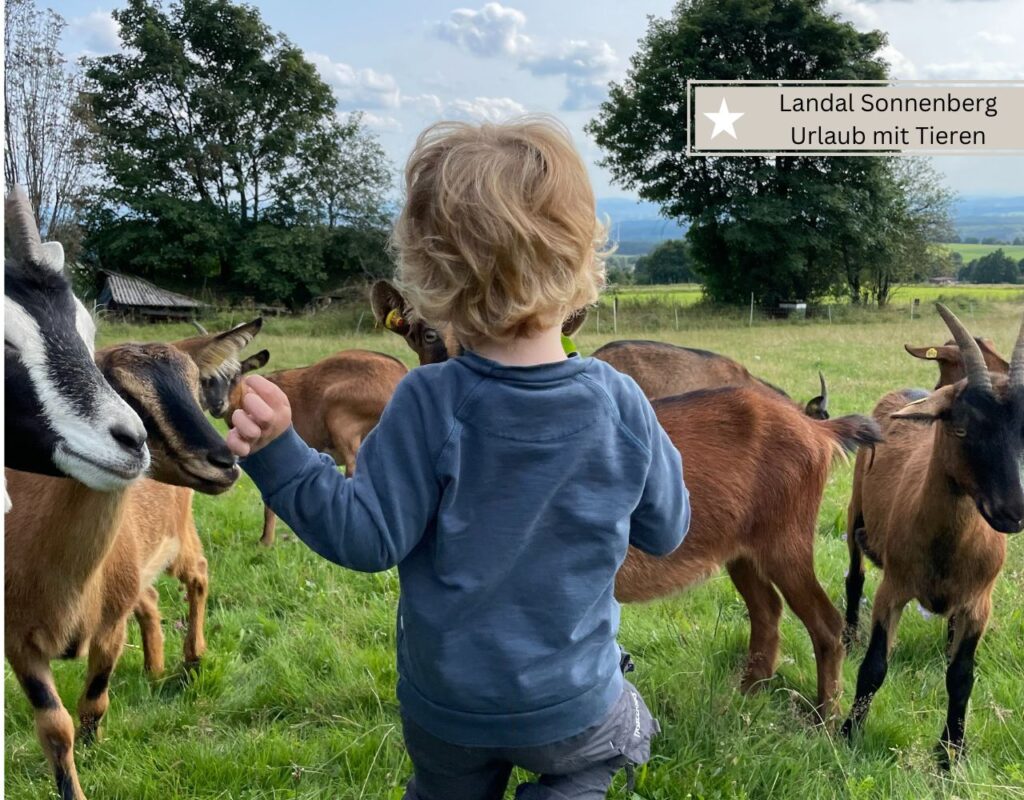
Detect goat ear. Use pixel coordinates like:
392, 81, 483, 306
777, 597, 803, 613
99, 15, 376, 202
189, 318, 263, 378
561, 308, 588, 337
240, 349, 270, 373
891, 385, 956, 422
370, 280, 411, 335
976, 338, 1010, 372
904, 343, 959, 363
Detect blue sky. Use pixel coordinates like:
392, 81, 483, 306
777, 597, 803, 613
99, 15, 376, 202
59, 0, 1024, 199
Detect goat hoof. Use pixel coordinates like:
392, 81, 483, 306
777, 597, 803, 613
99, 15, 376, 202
78, 720, 98, 746
839, 718, 855, 741
935, 738, 964, 770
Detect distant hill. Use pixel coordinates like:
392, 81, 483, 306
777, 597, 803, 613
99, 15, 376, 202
950, 196, 1024, 242
597, 198, 686, 255
598, 195, 1024, 255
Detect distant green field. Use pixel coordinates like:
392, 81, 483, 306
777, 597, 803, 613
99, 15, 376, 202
939, 243, 1024, 262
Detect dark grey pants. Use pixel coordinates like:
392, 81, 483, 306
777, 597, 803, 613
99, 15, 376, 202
401, 682, 659, 800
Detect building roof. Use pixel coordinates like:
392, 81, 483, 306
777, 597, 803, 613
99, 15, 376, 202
101, 271, 203, 309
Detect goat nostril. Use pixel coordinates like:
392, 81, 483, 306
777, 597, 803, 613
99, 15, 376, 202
207, 449, 237, 469
110, 425, 146, 453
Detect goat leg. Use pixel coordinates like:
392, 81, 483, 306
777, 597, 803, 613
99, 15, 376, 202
260, 504, 278, 547
726, 557, 782, 693
842, 581, 906, 739
10, 649, 86, 800
134, 585, 165, 676
843, 520, 867, 649
77, 618, 128, 744
937, 604, 988, 769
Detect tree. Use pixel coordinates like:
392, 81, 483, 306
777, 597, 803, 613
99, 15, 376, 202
278, 114, 392, 229
960, 249, 1019, 284
634, 240, 695, 284
4, 0, 91, 251
587, 0, 928, 305
855, 158, 955, 305
81, 0, 392, 306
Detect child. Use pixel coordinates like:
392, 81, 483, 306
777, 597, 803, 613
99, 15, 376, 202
227, 116, 690, 800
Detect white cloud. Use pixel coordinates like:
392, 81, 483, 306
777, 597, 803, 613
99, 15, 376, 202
974, 31, 1015, 46
359, 112, 402, 132
524, 39, 617, 78
433, 3, 530, 57
879, 44, 918, 79
307, 53, 401, 110
824, 0, 880, 30
68, 10, 121, 55
920, 60, 1024, 79
445, 96, 527, 122
403, 94, 444, 115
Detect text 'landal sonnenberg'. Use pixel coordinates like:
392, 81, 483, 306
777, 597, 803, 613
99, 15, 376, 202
690, 84, 1024, 154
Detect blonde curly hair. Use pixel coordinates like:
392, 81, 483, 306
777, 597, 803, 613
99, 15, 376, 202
391, 116, 607, 344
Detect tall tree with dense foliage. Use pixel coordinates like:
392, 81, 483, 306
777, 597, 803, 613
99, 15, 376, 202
959, 249, 1020, 284
4, 0, 90, 252
633, 240, 695, 284
83, 0, 392, 306
587, 0, 936, 305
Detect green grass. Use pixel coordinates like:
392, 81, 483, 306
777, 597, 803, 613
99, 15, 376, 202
6, 302, 1024, 799
938, 243, 1024, 262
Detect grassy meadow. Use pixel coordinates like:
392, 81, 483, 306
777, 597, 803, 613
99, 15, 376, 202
5, 296, 1024, 799
938, 243, 1024, 263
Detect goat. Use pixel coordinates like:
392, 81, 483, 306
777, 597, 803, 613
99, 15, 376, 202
223, 349, 408, 545
5, 338, 242, 800
841, 304, 1024, 767
172, 318, 267, 416
619, 387, 880, 719
591, 339, 830, 419
372, 280, 829, 419
905, 336, 1008, 389
4, 186, 148, 491
372, 279, 880, 718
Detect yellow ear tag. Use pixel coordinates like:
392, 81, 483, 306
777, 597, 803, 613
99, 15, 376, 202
385, 309, 405, 331
925, 347, 938, 359
561, 334, 578, 356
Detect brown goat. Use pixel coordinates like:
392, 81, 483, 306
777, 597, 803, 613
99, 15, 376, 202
905, 336, 1008, 388
620, 387, 880, 718
591, 339, 830, 419
842, 305, 1024, 767
373, 279, 880, 717
5, 340, 241, 800
224, 349, 408, 545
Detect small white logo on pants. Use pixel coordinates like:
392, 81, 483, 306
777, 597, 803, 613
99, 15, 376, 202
630, 690, 641, 737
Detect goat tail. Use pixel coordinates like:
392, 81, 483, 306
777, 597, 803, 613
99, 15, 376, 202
820, 414, 884, 464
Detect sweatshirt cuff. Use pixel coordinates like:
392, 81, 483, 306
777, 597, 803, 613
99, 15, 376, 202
240, 426, 315, 498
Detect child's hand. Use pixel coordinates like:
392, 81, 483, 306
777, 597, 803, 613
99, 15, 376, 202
226, 375, 292, 458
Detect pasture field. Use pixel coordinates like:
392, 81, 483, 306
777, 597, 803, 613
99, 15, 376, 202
938, 243, 1024, 263
5, 300, 1024, 799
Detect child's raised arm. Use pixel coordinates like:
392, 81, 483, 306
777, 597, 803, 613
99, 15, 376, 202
234, 375, 443, 572
628, 401, 689, 556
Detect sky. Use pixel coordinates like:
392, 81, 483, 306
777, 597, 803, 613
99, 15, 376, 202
58, 0, 1024, 200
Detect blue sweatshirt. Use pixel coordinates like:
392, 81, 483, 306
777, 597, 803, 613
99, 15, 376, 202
242, 350, 689, 748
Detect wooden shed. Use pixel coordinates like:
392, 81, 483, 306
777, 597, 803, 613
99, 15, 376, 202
96, 271, 204, 320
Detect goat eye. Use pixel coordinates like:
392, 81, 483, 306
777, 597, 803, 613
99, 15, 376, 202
952, 426, 967, 438
423, 330, 439, 343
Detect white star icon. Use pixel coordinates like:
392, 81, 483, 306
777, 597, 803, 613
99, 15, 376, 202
704, 98, 744, 140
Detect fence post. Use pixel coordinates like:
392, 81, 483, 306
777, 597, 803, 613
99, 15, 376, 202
749, 292, 754, 326
355, 310, 365, 335
612, 296, 618, 335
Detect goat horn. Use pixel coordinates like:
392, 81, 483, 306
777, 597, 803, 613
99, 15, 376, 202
191, 320, 208, 335
818, 371, 829, 412
935, 303, 992, 393
1010, 314, 1024, 389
